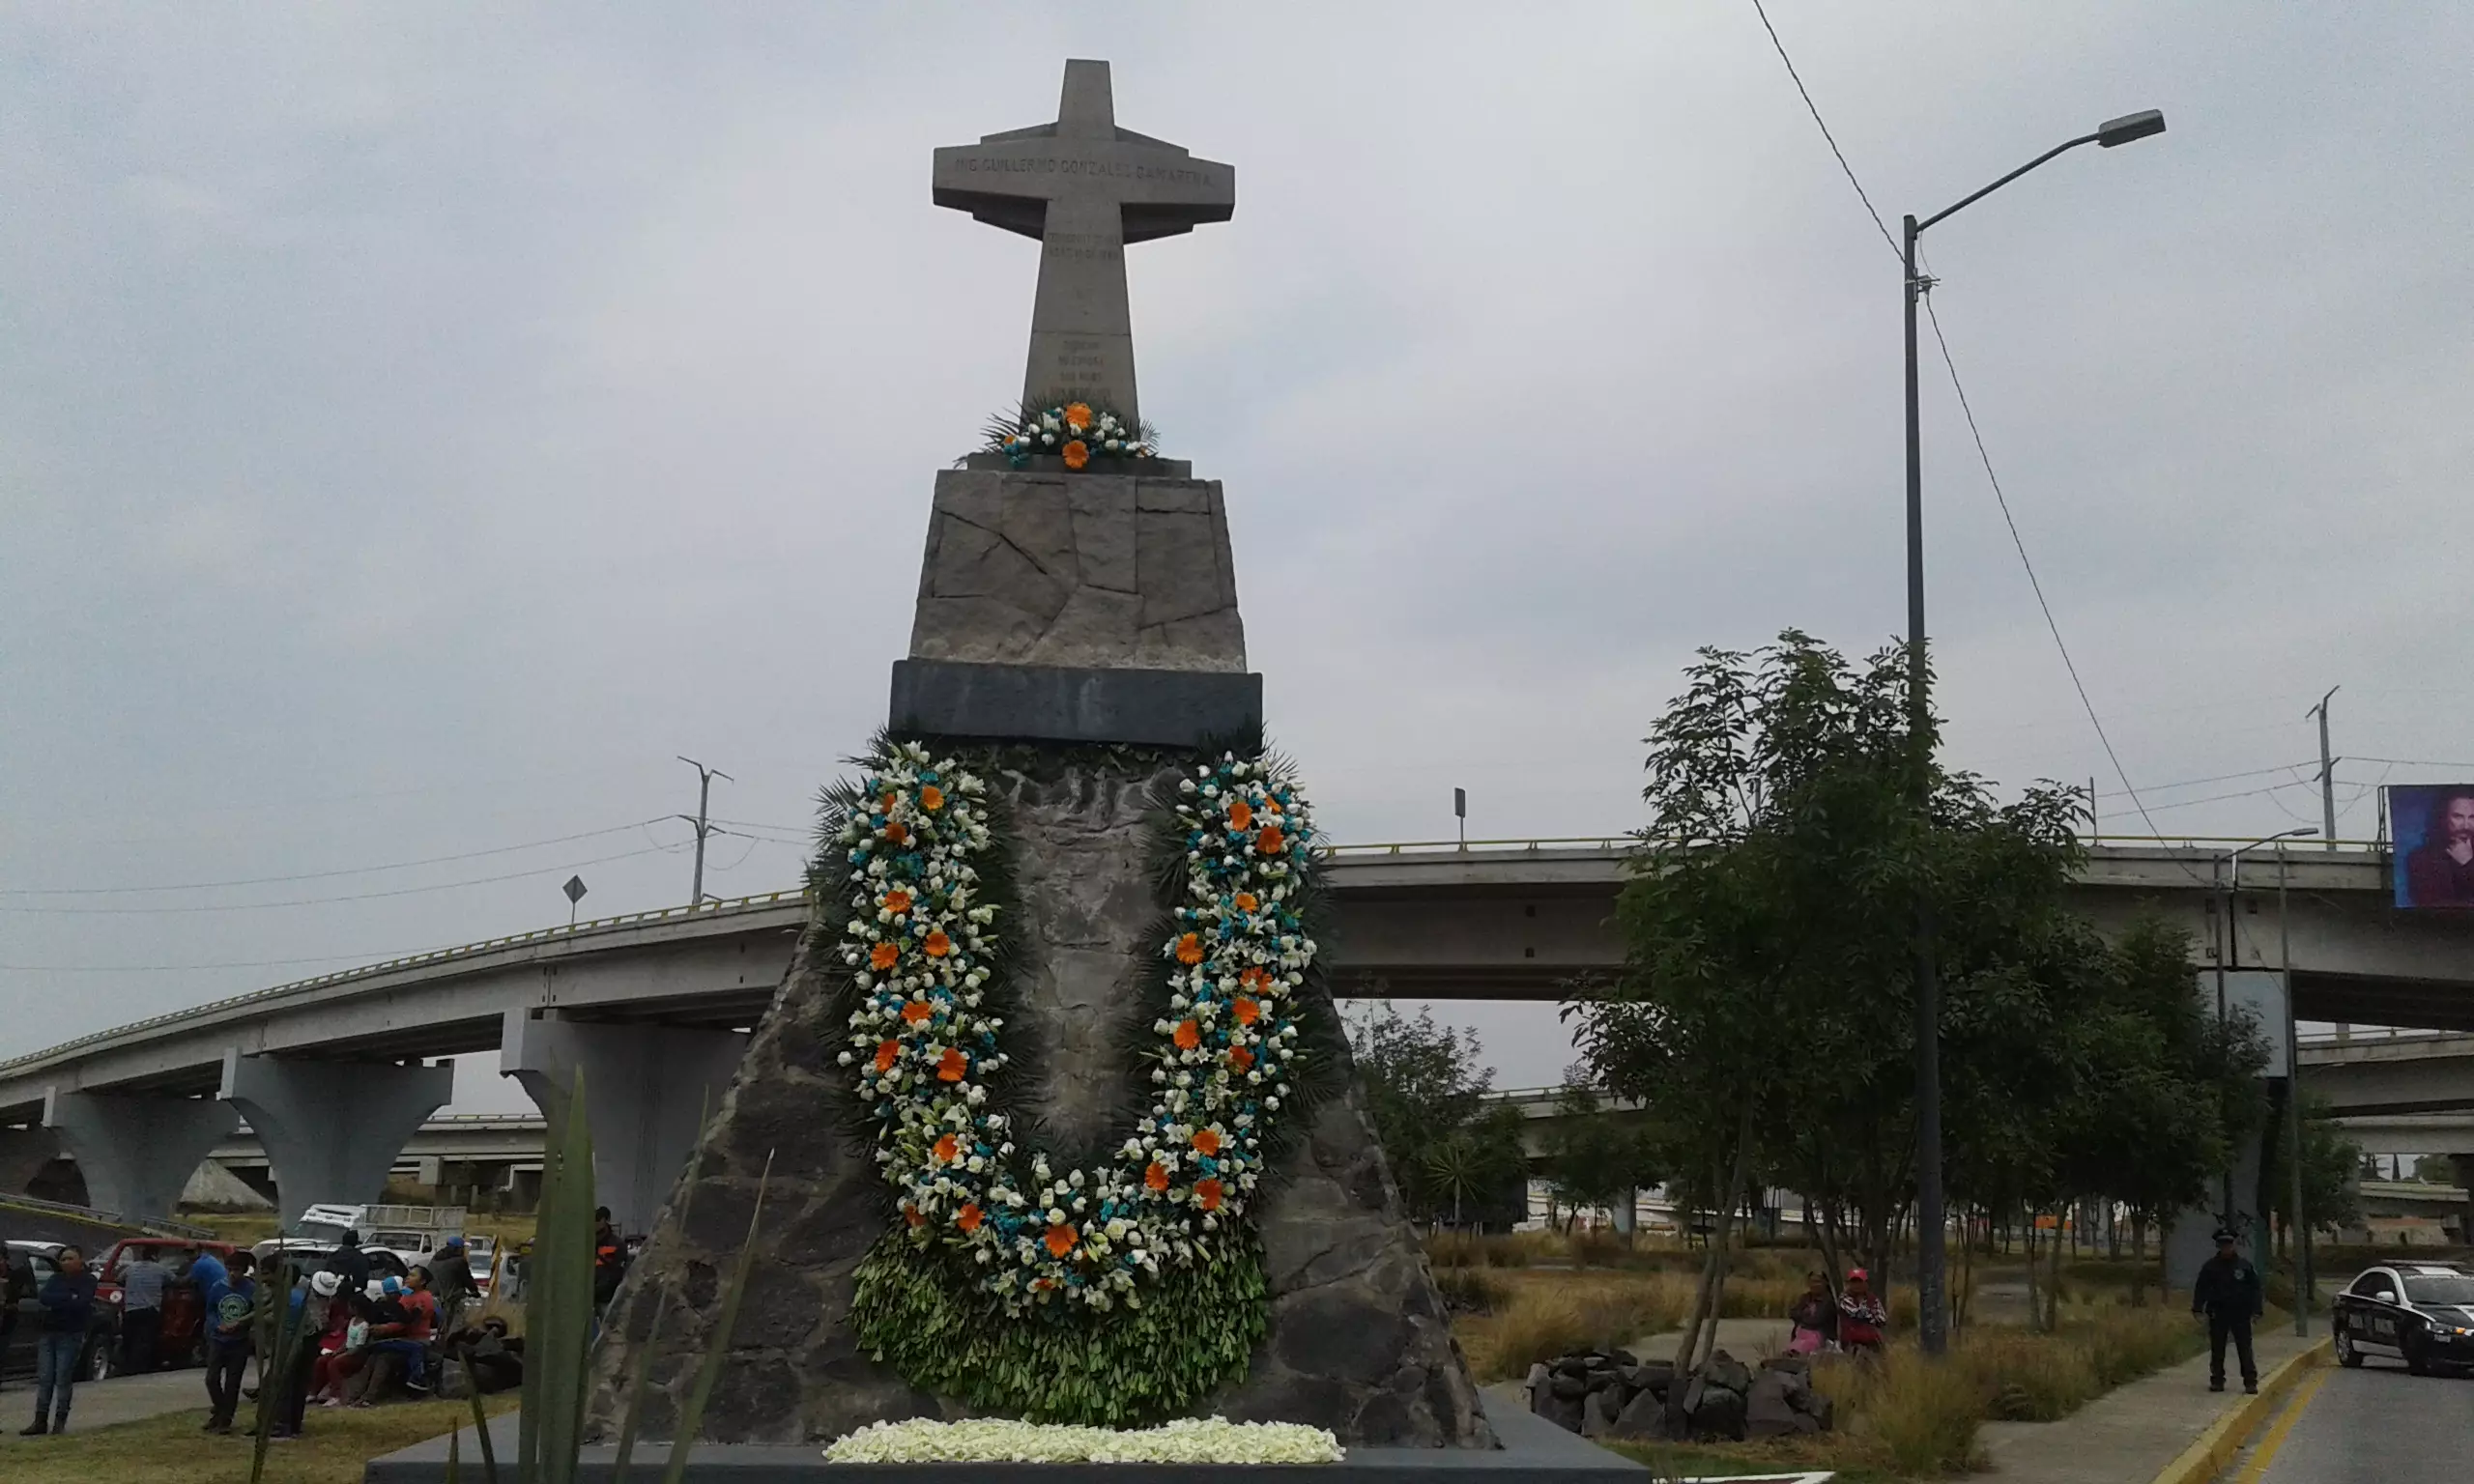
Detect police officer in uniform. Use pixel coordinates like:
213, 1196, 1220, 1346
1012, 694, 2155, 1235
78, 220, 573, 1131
2191, 1226, 2264, 1393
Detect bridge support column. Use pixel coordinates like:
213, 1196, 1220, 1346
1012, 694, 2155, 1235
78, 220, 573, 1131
2165, 1126, 2267, 1292
219, 1052, 453, 1229
1610, 1187, 1636, 1237
500, 1010, 747, 1238
42, 1089, 239, 1221
0, 1125, 59, 1196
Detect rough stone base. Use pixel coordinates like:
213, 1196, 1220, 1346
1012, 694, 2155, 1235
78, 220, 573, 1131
585, 748, 1492, 1449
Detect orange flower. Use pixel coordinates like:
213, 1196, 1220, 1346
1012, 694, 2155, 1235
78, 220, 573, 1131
884, 821, 909, 846
1064, 402, 1093, 431
1193, 1127, 1222, 1156
1044, 1222, 1079, 1258
871, 942, 901, 971
1172, 1019, 1200, 1051
1228, 799, 1253, 830
933, 1133, 959, 1163
1239, 966, 1266, 989
1233, 892, 1258, 913
1060, 439, 1090, 471
903, 1204, 925, 1228
879, 792, 898, 814
902, 1000, 934, 1025
1144, 1160, 1170, 1192
882, 888, 911, 916
924, 930, 952, 957
957, 1202, 983, 1233
874, 1039, 900, 1072
1233, 996, 1262, 1027
1263, 798, 1283, 815
937, 1047, 967, 1082
1229, 1045, 1254, 1071
919, 785, 944, 813
1174, 932, 1203, 965
1255, 825, 1285, 855
1195, 1178, 1224, 1212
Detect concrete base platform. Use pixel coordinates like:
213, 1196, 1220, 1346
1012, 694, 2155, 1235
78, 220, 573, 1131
365, 1399, 1644, 1484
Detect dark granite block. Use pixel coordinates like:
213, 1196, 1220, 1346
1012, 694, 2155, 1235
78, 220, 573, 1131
888, 659, 1261, 747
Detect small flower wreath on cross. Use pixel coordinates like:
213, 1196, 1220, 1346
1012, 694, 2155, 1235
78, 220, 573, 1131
835, 741, 1317, 1315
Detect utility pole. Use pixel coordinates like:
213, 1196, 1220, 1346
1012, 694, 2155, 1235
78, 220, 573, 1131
2307, 687, 2339, 848
676, 756, 734, 907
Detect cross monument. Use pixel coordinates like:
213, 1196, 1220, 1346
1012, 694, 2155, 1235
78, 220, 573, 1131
933, 59, 1234, 430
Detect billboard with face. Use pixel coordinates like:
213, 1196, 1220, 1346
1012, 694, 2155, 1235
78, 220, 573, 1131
2390, 785, 2474, 909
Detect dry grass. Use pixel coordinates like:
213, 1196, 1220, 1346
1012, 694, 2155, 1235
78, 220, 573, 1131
1453, 1271, 1694, 1381
2, 1398, 512, 1484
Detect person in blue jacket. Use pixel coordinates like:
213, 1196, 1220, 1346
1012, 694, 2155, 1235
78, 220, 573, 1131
21, 1245, 98, 1436
200, 1249, 257, 1434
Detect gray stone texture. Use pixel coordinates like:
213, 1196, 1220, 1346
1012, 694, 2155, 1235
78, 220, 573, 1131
586, 750, 1490, 1448
907, 469, 1245, 674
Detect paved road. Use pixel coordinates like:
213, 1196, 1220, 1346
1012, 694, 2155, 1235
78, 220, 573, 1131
0, 1367, 205, 1441
2231, 1356, 2474, 1482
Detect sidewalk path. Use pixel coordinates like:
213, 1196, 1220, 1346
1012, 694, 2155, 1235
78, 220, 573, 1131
1977, 1324, 2317, 1484
0, 1369, 207, 1443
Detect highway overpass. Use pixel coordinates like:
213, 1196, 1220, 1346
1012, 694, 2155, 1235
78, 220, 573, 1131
1, 838, 2465, 1232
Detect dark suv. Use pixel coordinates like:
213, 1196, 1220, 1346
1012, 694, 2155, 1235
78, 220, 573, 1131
2333, 1262, 2474, 1375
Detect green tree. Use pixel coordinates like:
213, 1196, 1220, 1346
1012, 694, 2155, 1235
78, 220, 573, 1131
1572, 632, 2105, 1364
2266, 1094, 2364, 1249
1349, 1004, 1525, 1228
1539, 1079, 1666, 1235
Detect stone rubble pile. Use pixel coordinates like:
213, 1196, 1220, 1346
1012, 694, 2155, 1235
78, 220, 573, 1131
1524, 1349, 1834, 1443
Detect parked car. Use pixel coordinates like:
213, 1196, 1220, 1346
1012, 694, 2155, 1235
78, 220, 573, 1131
89, 1237, 247, 1375
2, 1240, 115, 1384
247, 1237, 411, 1286
2333, 1261, 2474, 1375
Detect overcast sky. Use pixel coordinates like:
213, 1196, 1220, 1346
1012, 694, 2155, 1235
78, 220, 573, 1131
5, 3, 2469, 1112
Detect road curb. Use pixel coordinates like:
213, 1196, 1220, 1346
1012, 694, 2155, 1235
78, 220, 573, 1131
2147, 1336, 2330, 1484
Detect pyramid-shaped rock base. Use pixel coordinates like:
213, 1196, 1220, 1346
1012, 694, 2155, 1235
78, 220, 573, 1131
585, 750, 1494, 1449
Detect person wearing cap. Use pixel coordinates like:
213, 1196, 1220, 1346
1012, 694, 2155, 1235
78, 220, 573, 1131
1837, 1268, 1887, 1355
2191, 1227, 2264, 1392
268, 1267, 346, 1440
422, 1236, 477, 1321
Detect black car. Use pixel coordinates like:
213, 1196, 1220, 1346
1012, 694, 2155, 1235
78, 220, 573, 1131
2, 1241, 114, 1384
2333, 1262, 2474, 1375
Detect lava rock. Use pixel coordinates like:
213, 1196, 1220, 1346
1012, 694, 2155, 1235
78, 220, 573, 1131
1580, 1386, 1625, 1439
1689, 1383, 1747, 1441
1704, 1350, 1754, 1395
1550, 1373, 1589, 1400
1622, 1360, 1675, 1396
1744, 1369, 1802, 1439
1610, 1386, 1672, 1441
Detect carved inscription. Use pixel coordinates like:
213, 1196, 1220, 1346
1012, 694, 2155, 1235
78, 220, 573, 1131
956, 156, 1209, 187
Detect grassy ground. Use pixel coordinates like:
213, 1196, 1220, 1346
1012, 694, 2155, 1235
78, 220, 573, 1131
4, 1399, 511, 1484
1433, 1236, 2233, 1478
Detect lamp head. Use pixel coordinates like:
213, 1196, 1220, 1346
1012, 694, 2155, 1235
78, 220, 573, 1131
2097, 109, 2167, 148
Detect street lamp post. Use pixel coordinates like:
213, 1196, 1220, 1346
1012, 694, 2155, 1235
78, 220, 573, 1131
1902, 107, 2166, 1356
2216, 820, 2305, 1251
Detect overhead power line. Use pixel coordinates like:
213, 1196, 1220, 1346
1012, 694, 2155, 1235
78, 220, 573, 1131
1748, 0, 1900, 261
0, 818, 675, 897
0, 845, 676, 915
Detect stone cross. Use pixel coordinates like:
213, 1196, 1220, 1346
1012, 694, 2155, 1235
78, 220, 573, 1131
933, 59, 1234, 430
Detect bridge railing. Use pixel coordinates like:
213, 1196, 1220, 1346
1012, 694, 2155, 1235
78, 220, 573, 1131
0, 886, 814, 1077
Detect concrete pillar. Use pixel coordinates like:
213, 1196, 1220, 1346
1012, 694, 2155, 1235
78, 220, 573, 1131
0, 1126, 60, 1197
219, 1051, 453, 1229
1609, 1187, 1637, 1236
42, 1089, 240, 1222
501, 1010, 748, 1237
2166, 1126, 2267, 1292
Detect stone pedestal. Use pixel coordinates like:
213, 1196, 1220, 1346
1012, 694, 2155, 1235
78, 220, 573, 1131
894, 469, 1260, 746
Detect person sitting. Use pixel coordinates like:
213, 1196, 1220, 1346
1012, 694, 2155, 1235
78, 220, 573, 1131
314, 1294, 378, 1408
1787, 1270, 1839, 1356
1837, 1267, 1887, 1356
344, 1279, 415, 1407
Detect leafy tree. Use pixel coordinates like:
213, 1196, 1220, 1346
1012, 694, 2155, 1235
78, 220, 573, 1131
1539, 1078, 1666, 1234
2265, 1093, 2364, 1249
1348, 1004, 1525, 1228
1572, 632, 2111, 1362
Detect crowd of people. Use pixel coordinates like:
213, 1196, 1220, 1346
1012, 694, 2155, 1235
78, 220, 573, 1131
11, 1227, 524, 1443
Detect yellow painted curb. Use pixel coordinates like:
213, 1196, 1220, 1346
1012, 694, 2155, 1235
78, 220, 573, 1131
2147, 1337, 2330, 1484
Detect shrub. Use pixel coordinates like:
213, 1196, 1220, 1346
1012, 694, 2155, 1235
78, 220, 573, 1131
1463, 1276, 1690, 1381
1854, 1350, 1985, 1477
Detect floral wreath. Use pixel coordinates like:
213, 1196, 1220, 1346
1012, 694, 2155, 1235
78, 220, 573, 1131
983, 401, 1157, 471
832, 741, 1317, 1315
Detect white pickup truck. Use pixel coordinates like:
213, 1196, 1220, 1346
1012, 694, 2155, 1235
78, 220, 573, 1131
255, 1203, 481, 1290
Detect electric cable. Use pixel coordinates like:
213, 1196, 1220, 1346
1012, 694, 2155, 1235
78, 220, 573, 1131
0, 818, 676, 897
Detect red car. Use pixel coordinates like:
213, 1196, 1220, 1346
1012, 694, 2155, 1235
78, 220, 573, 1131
90, 1238, 247, 1376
